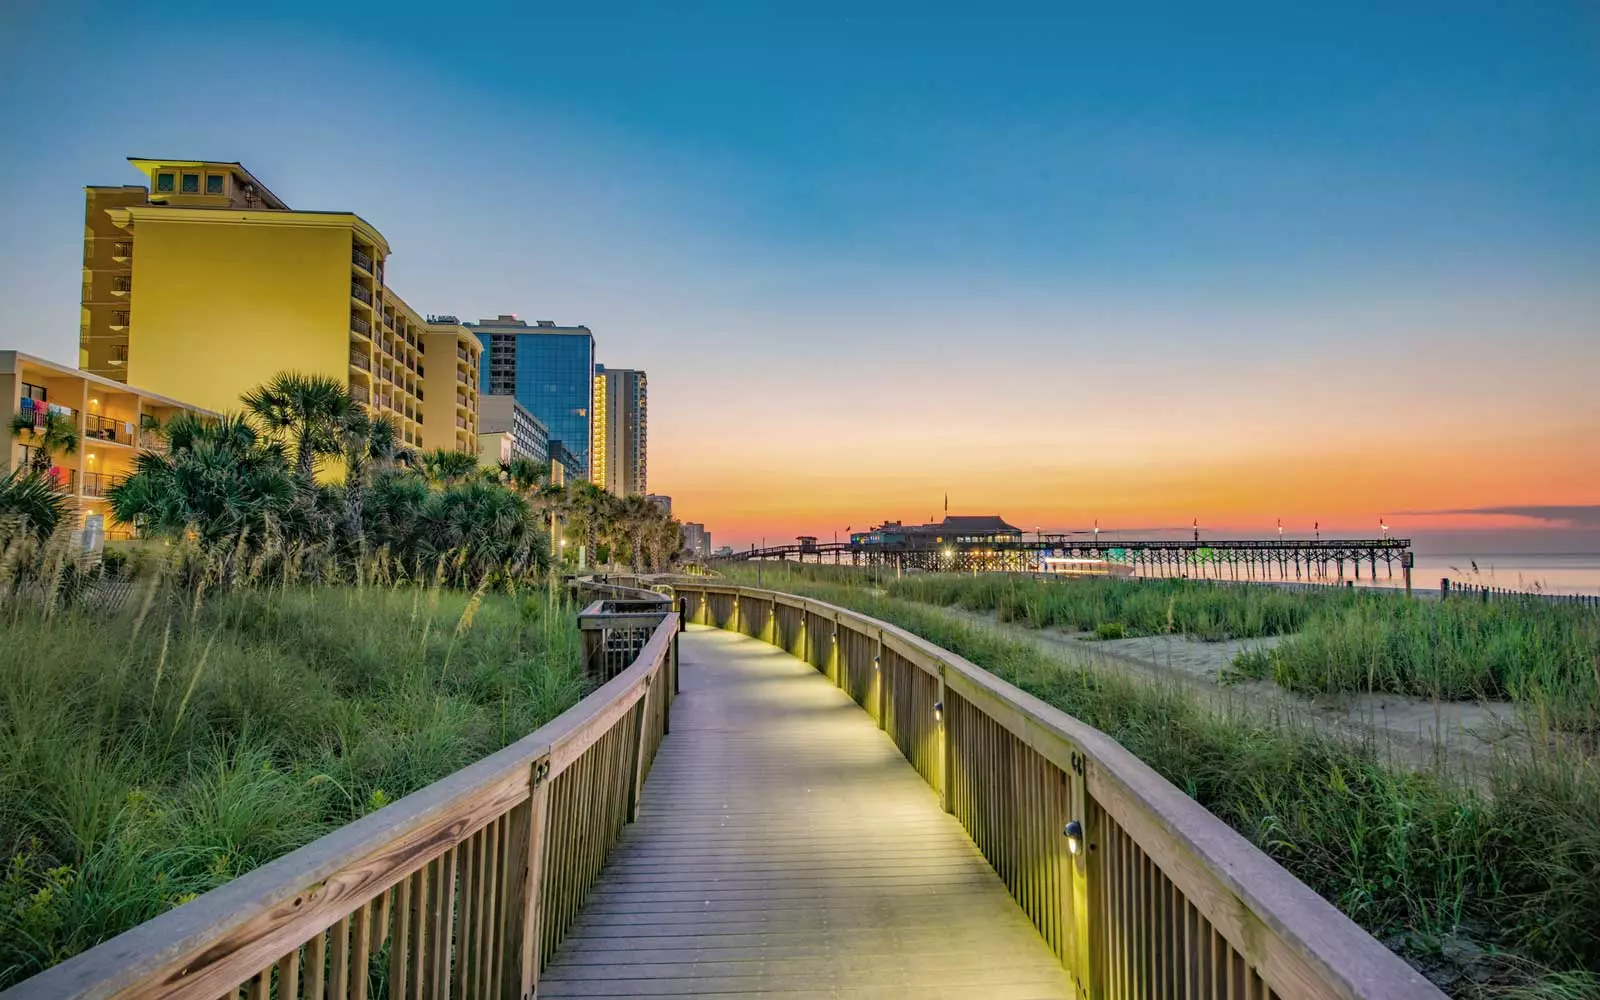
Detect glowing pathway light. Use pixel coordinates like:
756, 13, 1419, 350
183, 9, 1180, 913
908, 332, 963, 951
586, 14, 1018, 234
1063, 819, 1085, 855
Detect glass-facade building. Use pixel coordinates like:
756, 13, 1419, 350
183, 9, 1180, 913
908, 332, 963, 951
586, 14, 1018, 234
467, 316, 595, 477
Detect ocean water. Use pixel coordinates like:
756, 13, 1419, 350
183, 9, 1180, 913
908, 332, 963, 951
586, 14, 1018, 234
1407, 553, 1600, 597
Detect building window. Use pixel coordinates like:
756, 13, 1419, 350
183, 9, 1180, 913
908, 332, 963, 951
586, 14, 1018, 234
206, 174, 224, 195
181, 173, 200, 193
155, 173, 175, 193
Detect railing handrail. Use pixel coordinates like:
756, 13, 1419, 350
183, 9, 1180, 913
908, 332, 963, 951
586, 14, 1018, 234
674, 582, 1442, 1000
5, 606, 679, 1000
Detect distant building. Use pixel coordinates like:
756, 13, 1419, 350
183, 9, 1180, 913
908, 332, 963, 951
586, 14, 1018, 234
468, 315, 594, 477
476, 394, 548, 468
591, 365, 648, 495
547, 439, 581, 487
646, 494, 671, 515
681, 522, 711, 558
713, 545, 734, 558
850, 515, 1022, 547
419, 319, 483, 454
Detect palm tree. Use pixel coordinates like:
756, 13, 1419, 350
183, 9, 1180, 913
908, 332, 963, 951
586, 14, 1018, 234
10, 411, 78, 476
420, 448, 480, 486
562, 482, 616, 567
0, 468, 70, 538
339, 411, 400, 543
504, 458, 551, 494
108, 413, 294, 545
240, 372, 354, 487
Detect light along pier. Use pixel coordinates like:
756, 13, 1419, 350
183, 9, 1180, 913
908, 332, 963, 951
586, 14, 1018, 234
720, 535, 1417, 587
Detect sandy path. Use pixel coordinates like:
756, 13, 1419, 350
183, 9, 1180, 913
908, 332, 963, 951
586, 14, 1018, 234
936, 606, 1524, 780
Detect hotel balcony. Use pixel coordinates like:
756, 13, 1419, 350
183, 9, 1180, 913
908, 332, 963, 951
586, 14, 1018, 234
83, 412, 134, 445
352, 248, 374, 274
81, 471, 111, 499
456, 391, 469, 409
351, 283, 374, 307
109, 310, 130, 330
112, 241, 133, 261
111, 276, 132, 296
350, 315, 372, 338
350, 385, 371, 405
350, 351, 372, 373
456, 416, 468, 430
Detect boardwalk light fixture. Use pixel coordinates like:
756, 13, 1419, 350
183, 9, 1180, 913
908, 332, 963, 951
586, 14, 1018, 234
933, 701, 944, 724
873, 655, 880, 671
1063, 819, 1084, 855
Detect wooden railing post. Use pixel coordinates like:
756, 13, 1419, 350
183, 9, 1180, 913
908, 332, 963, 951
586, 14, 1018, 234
1069, 758, 1097, 1000
874, 630, 886, 730
937, 667, 951, 812
506, 759, 550, 1000
627, 684, 651, 822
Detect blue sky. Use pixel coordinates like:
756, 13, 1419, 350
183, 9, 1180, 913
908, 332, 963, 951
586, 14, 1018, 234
2, 1, 1596, 542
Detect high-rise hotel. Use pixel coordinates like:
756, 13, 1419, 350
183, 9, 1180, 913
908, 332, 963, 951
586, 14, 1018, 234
81, 158, 479, 452
591, 365, 648, 496
468, 316, 595, 477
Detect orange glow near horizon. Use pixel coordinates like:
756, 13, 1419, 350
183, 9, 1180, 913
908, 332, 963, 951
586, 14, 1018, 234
648, 364, 1600, 546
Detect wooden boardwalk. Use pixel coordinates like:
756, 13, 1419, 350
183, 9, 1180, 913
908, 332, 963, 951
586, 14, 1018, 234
541, 625, 1075, 999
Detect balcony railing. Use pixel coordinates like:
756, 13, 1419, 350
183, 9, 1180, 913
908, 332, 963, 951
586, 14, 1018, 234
350, 352, 371, 372
351, 315, 372, 337
351, 283, 373, 306
112, 241, 133, 260
109, 311, 130, 329
350, 385, 370, 404
456, 347, 472, 363
81, 471, 110, 498
352, 248, 374, 273
111, 276, 132, 294
457, 392, 469, 408
84, 413, 133, 444
456, 416, 468, 429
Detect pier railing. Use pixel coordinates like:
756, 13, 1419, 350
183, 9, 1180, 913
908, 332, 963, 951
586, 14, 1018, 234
672, 582, 1443, 1000
3, 586, 679, 1000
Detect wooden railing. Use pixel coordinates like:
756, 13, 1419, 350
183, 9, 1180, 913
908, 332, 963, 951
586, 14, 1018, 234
671, 583, 1444, 1000
4, 589, 678, 1000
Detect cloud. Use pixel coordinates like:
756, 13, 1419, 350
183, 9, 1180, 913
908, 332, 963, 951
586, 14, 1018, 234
1400, 505, 1600, 527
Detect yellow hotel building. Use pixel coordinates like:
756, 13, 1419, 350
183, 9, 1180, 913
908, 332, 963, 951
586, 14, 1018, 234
81, 158, 477, 453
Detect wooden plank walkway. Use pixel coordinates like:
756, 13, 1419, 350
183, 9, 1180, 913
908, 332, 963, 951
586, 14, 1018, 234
541, 625, 1075, 999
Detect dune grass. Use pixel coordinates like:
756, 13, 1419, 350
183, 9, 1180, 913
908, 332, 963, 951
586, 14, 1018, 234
0, 578, 584, 987
719, 567, 1600, 998
733, 566, 1600, 728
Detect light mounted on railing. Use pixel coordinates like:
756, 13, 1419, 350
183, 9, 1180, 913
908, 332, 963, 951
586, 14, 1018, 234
873, 655, 880, 671
933, 701, 944, 724
1063, 819, 1084, 855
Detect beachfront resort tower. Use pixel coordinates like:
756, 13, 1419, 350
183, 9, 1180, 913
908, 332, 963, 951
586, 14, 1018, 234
591, 365, 648, 496
468, 316, 595, 478
79, 157, 478, 451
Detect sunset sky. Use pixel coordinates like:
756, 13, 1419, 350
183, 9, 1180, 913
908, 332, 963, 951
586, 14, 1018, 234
3, 3, 1596, 550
